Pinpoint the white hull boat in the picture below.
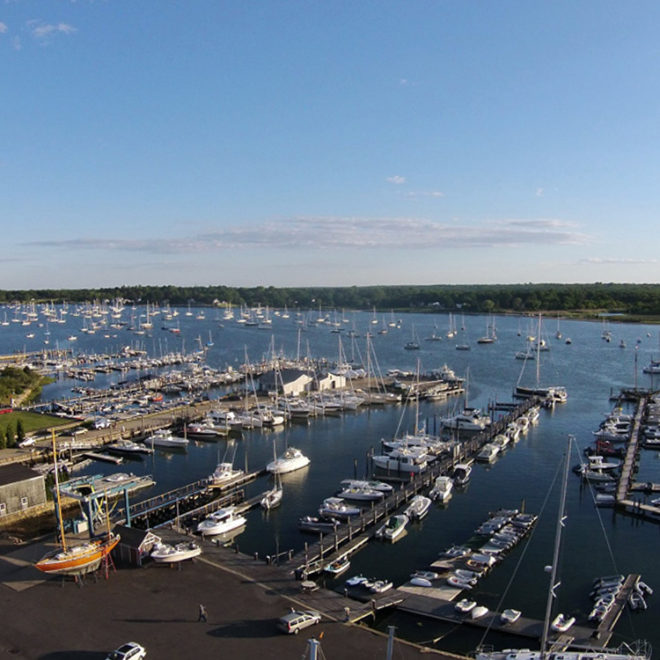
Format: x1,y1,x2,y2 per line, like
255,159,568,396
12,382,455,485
267,447,310,474
196,506,247,536
150,541,201,563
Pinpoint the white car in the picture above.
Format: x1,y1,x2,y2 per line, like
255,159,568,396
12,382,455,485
277,609,321,634
105,642,147,660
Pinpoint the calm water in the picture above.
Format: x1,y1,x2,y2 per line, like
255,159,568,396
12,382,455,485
4,307,660,654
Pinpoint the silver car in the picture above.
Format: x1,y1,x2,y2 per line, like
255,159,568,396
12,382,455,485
277,609,321,634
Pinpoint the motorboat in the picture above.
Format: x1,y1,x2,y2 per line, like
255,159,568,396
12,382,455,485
267,447,310,474
345,574,369,588
550,613,575,632
429,475,453,502
105,439,153,455
500,608,522,624
411,570,439,581
150,541,201,563
324,556,350,577
447,574,475,590
441,408,491,432
196,506,247,536
336,485,385,502
476,442,500,463
318,497,361,520
298,516,340,533
452,463,472,486
209,462,244,486
404,495,431,520
339,479,393,494
410,576,433,588
375,514,409,541
144,429,189,448
368,579,393,594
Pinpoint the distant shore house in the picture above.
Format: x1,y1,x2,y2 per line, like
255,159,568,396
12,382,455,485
0,465,47,517
316,372,346,392
258,369,314,397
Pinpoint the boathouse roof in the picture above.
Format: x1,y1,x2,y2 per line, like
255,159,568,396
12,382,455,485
0,464,44,487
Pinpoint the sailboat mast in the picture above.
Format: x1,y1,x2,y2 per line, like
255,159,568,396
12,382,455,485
51,430,67,551
540,434,572,655
536,314,542,386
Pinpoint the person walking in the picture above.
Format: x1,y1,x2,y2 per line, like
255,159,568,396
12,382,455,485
198,603,208,623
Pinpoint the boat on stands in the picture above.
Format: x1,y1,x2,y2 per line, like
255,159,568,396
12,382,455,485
35,431,121,576
150,540,201,563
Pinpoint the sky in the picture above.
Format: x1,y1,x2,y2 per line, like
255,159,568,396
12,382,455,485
2,1,660,290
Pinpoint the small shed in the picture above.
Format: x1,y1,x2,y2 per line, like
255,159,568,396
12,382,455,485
0,464,47,516
316,372,347,392
113,524,161,567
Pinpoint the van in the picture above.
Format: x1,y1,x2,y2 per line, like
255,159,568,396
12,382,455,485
277,609,321,635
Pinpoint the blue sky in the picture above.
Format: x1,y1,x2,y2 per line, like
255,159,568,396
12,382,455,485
2,1,659,289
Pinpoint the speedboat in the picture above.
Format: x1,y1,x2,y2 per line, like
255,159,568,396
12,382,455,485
429,475,453,502
318,497,361,520
196,506,247,536
404,495,432,520
267,447,310,474
150,541,201,563
452,463,472,486
324,556,350,577
476,443,500,463
336,485,385,502
375,514,409,541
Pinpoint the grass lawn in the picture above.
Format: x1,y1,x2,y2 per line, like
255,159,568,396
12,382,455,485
0,411,71,437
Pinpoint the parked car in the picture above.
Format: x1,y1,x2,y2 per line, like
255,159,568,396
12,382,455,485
105,642,147,660
277,609,321,635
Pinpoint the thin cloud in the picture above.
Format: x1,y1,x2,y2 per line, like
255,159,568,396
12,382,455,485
580,257,658,265
25,217,590,255
535,187,544,197
386,175,406,185
405,190,445,198
27,20,77,40
0,22,8,34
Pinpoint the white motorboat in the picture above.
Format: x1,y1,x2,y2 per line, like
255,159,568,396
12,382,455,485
375,514,409,541
105,439,153,455
471,605,489,619
410,576,433,587
150,541,201,563
368,579,393,594
145,429,189,448
429,475,453,502
404,495,431,520
441,408,491,432
298,516,340,533
339,479,393,494
267,447,310,474
318,497,360,520
209,462,244,486
324,556,350,577
452,462,472,486
336,486,385,502
196,506,247,536
447,574,475,590
476,442,500,463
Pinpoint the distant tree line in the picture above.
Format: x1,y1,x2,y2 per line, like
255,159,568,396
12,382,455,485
1,283,660,316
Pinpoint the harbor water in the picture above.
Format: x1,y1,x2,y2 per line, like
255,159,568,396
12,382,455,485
3,308,659,655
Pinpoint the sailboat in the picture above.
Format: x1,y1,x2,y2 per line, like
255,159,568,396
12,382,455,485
261,441,284,510
35,432,120,576
514,314,567,404
404,324,420,350
475,437,651,660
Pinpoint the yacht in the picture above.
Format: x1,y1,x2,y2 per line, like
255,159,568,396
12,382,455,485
196,506,247,536
372,446,430,474
441,408,491,432
266,447,310,474
144,429,189,448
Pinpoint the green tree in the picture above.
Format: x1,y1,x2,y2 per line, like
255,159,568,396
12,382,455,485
16,419,25,445
5,424,15,448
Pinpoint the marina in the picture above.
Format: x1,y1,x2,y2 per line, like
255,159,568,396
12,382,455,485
0,306,659,657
